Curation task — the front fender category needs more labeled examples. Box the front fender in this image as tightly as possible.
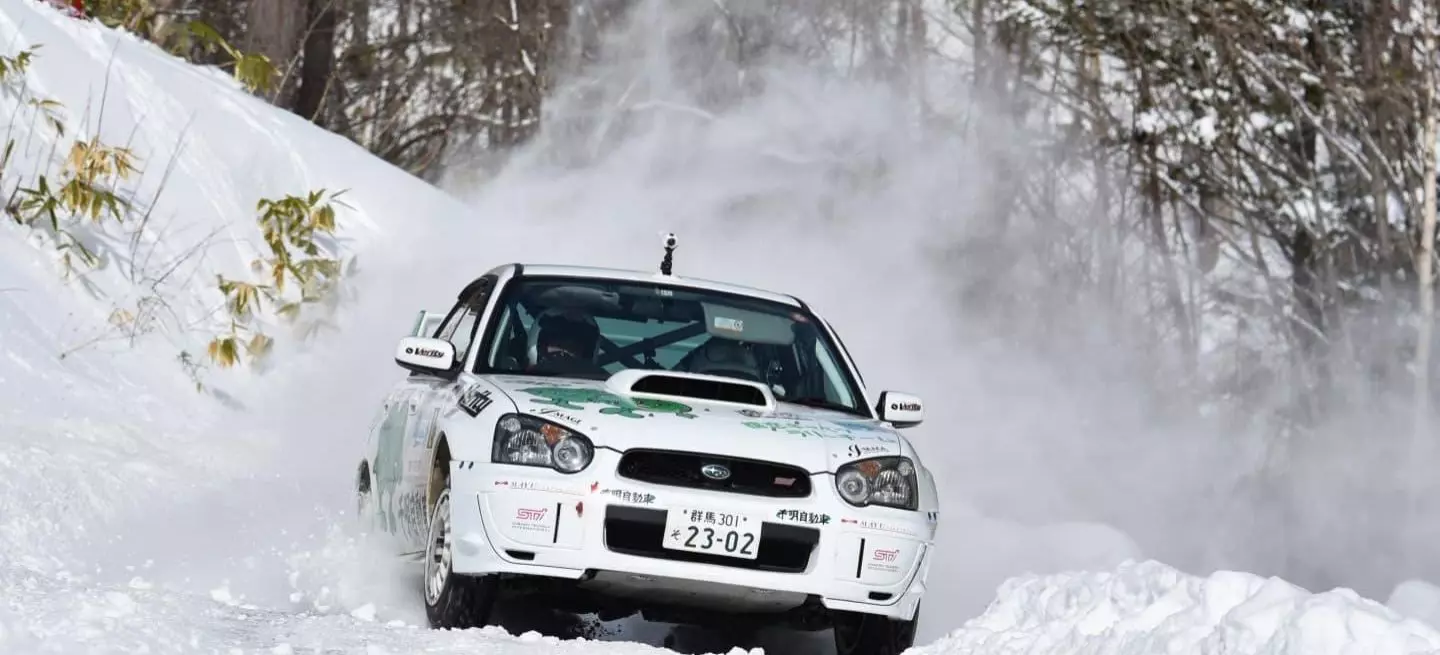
[433,376,519,465]
[898,436,940,528]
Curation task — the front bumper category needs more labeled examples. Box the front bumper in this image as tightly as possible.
[446,452,933,621]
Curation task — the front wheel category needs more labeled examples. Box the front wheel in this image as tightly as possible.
[424,484,499,629]
[831,606,919,655]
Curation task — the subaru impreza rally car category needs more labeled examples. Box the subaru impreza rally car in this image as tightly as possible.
[356,247,937,654]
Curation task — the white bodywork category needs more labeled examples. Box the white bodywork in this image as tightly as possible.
[361,263,938,622]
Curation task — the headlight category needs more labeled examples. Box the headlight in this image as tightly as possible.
[834,456,917,510]
[491,414,594,474]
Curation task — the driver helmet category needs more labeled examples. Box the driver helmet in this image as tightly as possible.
[688,337,761,381]
[529,309,599,366]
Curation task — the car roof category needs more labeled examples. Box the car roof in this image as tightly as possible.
[504,263,806,309]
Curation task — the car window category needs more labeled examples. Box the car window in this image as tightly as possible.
[477,275,868,416]
[437,276,495,364]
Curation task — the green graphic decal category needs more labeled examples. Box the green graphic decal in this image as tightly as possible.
[373,399,408,533]
[741,419,897,442]
[742,420,844,439]
[519,387,697,419]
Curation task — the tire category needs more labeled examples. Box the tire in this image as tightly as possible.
[831,606,919,655]
[423,483,499,629]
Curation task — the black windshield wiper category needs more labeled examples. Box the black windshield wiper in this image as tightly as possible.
[785,396,866,417]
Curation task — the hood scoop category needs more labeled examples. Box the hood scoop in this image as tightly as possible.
[605,369,777,411]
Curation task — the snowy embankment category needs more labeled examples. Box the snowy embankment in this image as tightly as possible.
[924,561,1440,655]
[0,0,1438,653]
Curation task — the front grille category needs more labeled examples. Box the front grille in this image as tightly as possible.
[617,449,812,498]
[603,506,819,573]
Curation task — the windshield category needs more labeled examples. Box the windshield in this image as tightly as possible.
[478,275,868,416]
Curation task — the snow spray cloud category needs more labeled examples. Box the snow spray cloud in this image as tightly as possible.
[246,0,1438,640]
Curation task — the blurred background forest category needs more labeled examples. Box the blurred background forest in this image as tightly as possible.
[63,0,1440,595]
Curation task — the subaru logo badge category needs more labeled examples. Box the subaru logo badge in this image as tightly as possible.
[701,464,731,481]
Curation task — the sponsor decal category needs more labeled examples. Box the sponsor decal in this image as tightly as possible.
[831,420,888,433]
[405,345,447,359]
[493,480,588,496]
[774,509,831,525]
[411,403,442,447]
[890,401,921,412]
[599,488,657,505]
[736,408,807,420]
[424,406,442,449]
[925,510,939,523]
[741,420,898,443]
[516,507,548,521]
[866,547,903,573]
[519,387,696,419]
[535,407,583,426]
[457,385,493,417]
[372,391,411,535]
[846,443,890,458]
[712,316,744,333]
[393,489,428,543]
[510,506,553,534]
[839,517,920,537]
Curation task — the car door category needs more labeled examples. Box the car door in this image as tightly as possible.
[386,274,499,551]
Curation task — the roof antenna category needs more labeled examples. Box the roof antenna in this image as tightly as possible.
[659,232,678,276]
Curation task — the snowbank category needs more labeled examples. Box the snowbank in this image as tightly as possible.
[1390,579,1440,631]
[916,559,1440,655]
[0,0,464,571]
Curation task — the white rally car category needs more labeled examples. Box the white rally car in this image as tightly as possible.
[357,241,937,654]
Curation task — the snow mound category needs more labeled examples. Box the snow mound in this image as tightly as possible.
[0,0,462,575]
[1390,580,1440,630]
[915,559,1440,655]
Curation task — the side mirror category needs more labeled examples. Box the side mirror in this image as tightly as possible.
[410,310,446,338]
[395,336,458,376]
[876,390,924,428]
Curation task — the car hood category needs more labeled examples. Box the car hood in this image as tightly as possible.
[481,374,904,471]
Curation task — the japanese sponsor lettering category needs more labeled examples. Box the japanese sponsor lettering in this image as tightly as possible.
[774,509,831,525]
[599,488,657,505]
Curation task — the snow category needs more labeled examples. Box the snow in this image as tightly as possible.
[916,560,1440,655]
[0,0,1438,654]
[1390,580,1440,630]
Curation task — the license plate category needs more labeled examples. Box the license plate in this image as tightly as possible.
[662,507,761,559]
